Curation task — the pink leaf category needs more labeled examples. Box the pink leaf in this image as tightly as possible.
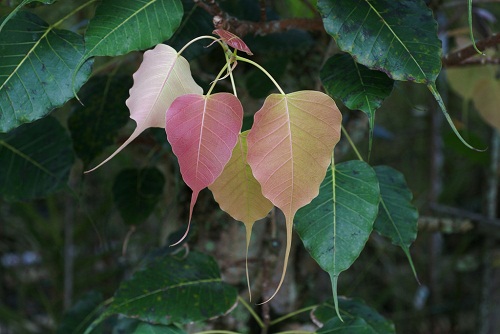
[86,44,202,172]
[213,29,253,55]
[247,91,342,303]
[166,93,244,244]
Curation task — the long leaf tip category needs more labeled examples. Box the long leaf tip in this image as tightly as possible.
[170,190,199,247]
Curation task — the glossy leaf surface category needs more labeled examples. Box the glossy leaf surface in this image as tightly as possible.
[0,11,92,132]
[87,44,202,171]
[166,93,243,243]
[113,168,165,226]
[321,53,394,149]
[315,298,395,333]
[68,75,131,167]
[0,116,73,201]
[247,90,342,301]
[295,161,379,315]
[318,0,442,84]
[374,166,418,275]
[213,29,253,55]
[107,251,237,325]
[84,0,183,58]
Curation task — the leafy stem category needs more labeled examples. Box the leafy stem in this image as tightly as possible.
[236,55,286,95]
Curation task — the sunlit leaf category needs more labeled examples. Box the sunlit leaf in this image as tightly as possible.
[106,251,237,325]
[374,165,418,280]
[318,0,442,84]
[313,297,396,333]
[209,130,273,298]
[247,90,342,302]
[0,11,92,132]
[0,116,74,201]
[295,161,379,317]
[87,44,202,171]
[213,29,253,55]
[165,93,243,244]
[83,0,183,58]
[112,168,165,226]
[321,53,394,152]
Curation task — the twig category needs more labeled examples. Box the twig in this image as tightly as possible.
[443,33,500,66]
[194,0,323,37]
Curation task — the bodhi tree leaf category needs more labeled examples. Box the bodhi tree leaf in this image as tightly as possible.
[105,251,237,325]
[321,53,394,153]
[165,93,243,244]
[87,44,202,172]
[0,116,74,201]
[313,297,396,333]
[318,0,441,84]
[0,11,92,133]
[83,0,183,58]
[247,90,342,302]
[213,29,253,55]
[374,166,419,279]
[112,168,165,226]
[68,75,131,167]
[447,65,494,101]
[295,161,379,317]
[209,130,273,298]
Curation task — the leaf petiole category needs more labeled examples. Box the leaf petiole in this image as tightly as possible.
[206,62,230,96]
[236,55,286,95]
[341,125,364,161]
[177,35,225,56]
[468,0,486,56]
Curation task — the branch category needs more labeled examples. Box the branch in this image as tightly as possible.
[442,33,500,67]
[194,0,324,37]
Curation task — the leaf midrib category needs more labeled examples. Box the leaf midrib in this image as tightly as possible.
[0,139,56,178]
[362,0,426,80]
[85,0,157,57]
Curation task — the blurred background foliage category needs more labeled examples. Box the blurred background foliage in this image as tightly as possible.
[2,0,500,333]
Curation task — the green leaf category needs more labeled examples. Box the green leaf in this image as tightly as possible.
[318,0,442,84]
[0,11,92,132]
[0,0,56,33]
[106,251,237,325]
[0,116,74,201]
[132,323,186,334]
[83,0,183,58]
[68,75,131,167]
[294,160,379,317]
[320,53,394,153]
[374,165,418,279]
[57,291,103,334]
[112,168,165,226]
[314,297,396,333]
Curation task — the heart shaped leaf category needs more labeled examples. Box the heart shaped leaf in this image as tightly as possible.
[247,90,342,302]
[321,53,394,153]
[166,93,244,244]
[209,130,273,298]
[87,44,202,171]
[113,168,165,226]
[374,165,419,280]
[295,160,379,317]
